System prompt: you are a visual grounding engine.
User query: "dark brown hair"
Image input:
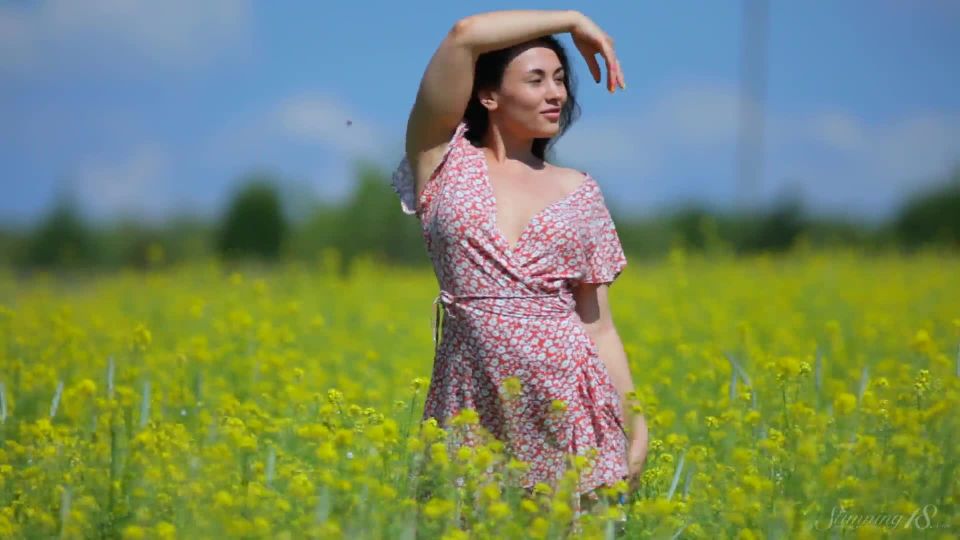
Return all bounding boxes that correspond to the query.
[463,35,581,162]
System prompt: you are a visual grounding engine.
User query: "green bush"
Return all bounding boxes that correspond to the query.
[216,174,288,261]
[893,171,960,249]
[21,196,98,269]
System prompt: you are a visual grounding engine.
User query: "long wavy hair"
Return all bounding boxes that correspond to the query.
[462,35,581,163]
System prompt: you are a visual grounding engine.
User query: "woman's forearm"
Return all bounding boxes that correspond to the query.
[594,326,633,402]
[453,10,583,55]
[594,326,648,438]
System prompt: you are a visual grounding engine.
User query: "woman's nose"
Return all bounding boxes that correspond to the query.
[546,80,564,99]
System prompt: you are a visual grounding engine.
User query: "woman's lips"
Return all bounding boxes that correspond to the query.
[542,110,560,120]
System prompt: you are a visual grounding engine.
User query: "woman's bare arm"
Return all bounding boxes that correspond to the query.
[574,282,650,478]
[574,283,634,402]
[405,10,585,202]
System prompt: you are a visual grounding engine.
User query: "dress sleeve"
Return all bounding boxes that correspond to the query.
[580,182,628,286]
[390,121,469,219]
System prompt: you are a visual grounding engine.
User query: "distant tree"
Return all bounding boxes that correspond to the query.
[893,168,960,249]
[742,196,806,252]
[216,173,288,261]
[668,205,713,251]
[23,194,98,268]
[335,160,427,266]
[100,218,169,269]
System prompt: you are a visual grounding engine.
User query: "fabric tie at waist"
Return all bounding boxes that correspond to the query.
[431,289,573,354]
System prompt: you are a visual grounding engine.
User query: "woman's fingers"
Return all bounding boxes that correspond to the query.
[573,37,600,83]
[628,470,641,494]
[576,36,623,92]
[585,51,601,84]
[601,44,619,93]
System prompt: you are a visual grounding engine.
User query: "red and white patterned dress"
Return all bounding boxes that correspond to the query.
[391,120,629,496]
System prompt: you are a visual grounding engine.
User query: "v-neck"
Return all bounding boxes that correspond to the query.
[475,144,593,253]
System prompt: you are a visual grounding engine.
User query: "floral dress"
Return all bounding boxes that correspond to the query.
[391,120,629,497]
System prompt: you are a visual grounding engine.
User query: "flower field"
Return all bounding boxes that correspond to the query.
[0,248,957,539]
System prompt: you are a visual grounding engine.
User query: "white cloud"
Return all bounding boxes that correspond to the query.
[553,81,960,219]
[208,93,387,159]
[769,108,960,218]
[73,143,171,221]
[268,93,384,158]
[202,92,390,203]
[0,0,252,76]
[803,110,868,153]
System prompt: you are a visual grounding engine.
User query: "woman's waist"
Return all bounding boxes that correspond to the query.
[434,287,575,319]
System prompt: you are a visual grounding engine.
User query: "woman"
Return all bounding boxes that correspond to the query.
[391,9,649,516]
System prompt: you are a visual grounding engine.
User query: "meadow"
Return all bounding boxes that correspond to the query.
[0,247,957,539]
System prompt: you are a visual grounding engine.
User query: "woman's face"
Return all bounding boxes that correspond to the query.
[480,45,567,140]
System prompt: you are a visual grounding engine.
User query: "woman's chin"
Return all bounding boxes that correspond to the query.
[532,122,561,138]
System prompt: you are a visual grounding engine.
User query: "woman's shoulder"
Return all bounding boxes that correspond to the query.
[546,164,596,194]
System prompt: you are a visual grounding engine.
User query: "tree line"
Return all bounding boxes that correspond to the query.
[1,161,957,274]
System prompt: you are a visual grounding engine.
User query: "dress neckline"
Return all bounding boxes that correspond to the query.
[473,143,594,254]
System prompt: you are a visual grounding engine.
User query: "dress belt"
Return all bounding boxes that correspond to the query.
[431,288,572,355]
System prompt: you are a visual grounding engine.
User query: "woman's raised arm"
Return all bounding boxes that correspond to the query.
[404,10,587,189]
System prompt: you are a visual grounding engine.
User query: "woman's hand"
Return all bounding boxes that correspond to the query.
[626,433,648,492]
[570,12,625,93]
[624,413,649,492]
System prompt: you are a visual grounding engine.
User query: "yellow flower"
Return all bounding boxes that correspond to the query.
[488,502,510,519]
[551,501,573,522]
[406,437,424,454]
[910,329,933,352]
[442,530,469,540]
[333,429,354,448]
[154,521,177,540]
[450,408,479,426]
[797,437,818,461]
[423,498,454,520]
[77,378,97,397]
[521,499,539,513]
[778,356,802,379]
[501,376,522,399]
[327,389,344,406]
[289,473,315,499]
[651,499,676,519]
[213,490,234,509]
[476,447,496,469]
[121,525,147,540]
[741,474,764,494]
[530,517,550,538]
[420,418,445,442]
[316,442,337,463]
[131,323,152,351]
[834,392,858,416]
[532,482,552,496]
[430,442,449,467]
[506,457,528,473]
[481,483,500,503]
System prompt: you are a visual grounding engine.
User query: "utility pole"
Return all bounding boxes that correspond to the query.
[736,0,769,213]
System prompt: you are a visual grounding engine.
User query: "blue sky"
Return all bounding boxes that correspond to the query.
[2,1,958,227]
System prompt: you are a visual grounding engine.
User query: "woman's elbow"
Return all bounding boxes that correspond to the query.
[449,16,473,43]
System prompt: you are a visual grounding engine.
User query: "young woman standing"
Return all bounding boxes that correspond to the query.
[391,9,649,518]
